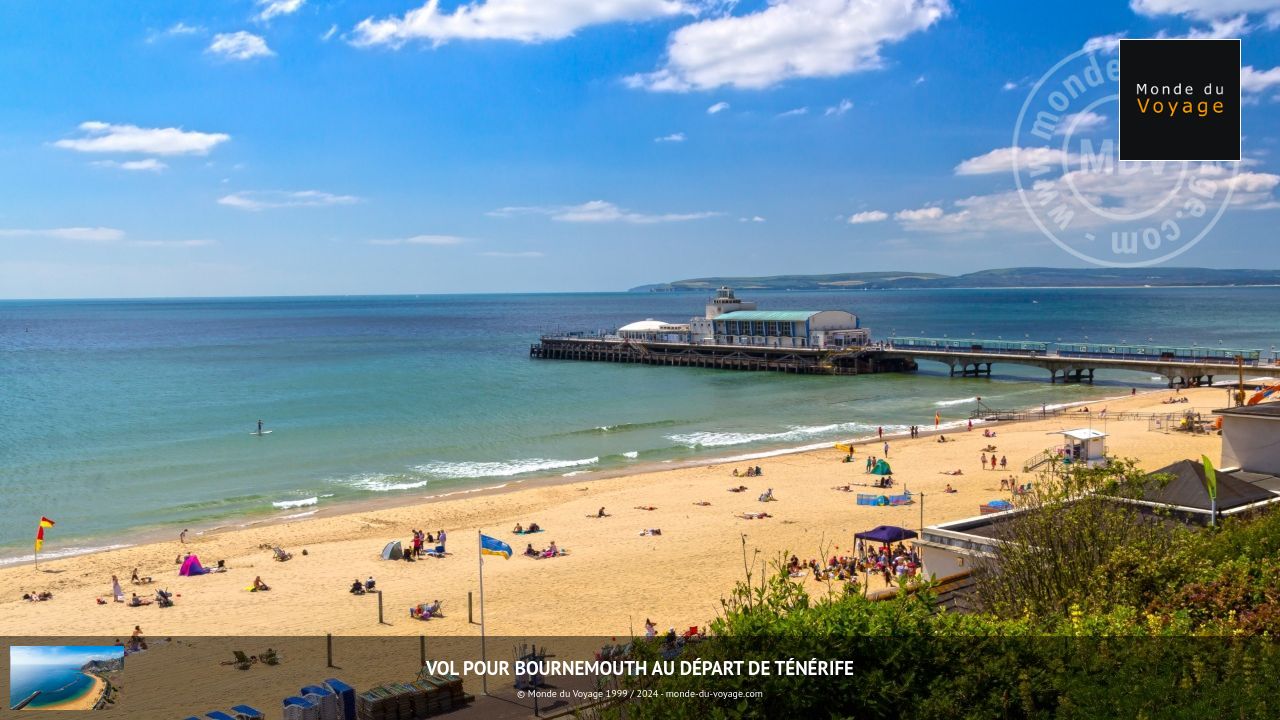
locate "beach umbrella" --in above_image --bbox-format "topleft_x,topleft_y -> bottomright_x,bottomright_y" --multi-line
870,459 -> 893,476
854,525 -> 918,543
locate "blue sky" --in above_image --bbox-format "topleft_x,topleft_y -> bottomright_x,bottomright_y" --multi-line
2,0 -> 1279,297
10,645 -> 123,668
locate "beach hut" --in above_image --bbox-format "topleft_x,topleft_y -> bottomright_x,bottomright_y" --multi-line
380,541 -> 403,561
179,555 -> 208,576
855,525 -> 918,545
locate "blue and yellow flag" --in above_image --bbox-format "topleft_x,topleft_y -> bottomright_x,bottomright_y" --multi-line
480,533 -> 512,559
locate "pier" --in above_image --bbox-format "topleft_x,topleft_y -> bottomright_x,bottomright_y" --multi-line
530,337 -> 916,375
531,336 -> 1274,386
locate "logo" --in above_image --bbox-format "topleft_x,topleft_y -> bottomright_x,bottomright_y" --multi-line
1013,47 -> 1240,267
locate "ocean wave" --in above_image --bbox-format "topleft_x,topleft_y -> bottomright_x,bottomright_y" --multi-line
345,474 -> 431,492
622,451 -> 639,459
669,421 -> 876,449
271,496 -> 318,509
934,396 -> 979,407
0,543 -> 134,567
413,457 -> 599,479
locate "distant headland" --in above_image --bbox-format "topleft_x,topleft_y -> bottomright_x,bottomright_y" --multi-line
629,267 -> 1280,292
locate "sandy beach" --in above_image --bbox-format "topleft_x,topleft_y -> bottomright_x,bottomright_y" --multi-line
30,672 -> 106,711
1,387 -> 1228,640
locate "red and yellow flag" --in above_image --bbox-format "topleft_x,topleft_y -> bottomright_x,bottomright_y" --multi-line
34,517 -> 54,553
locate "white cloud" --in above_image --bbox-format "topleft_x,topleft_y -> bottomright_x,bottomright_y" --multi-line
954,146 -> 1075,176
777,107 -> 809,117
0,227 -> 126,242
208,31 -> 275,60
322,24 -> 339,41
1131,0 -> 1280,21
1082,31 -> 1125,54
149,22 -> 204,42
490,200 -> 720,223
847,210 -> 888,224
894,206 -> 943,221
1001,80 -> 1018,91
218,190 -> 360,210
824,98 -> 854,116
738,215 -> 767,222
655,132 -> 686,142
1055,111 -> 1106,136
0,227 -> 211,248
1152,13 -> 1252,37
351,0 -> 693,46
92,158 -> 169,172
368,234 -> 466,246
706,101 -> 730,114
54,122 -> 230,156
257,0 -> 306,23
482,250 -> 544,257
626,0 -> 949,91
897,164 -> 1280,234
1242,65 -> 1280,93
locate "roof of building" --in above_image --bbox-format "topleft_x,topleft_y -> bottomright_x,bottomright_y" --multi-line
714,310 -> 822,322
618,319 -> 670,332
1140,459 -> 1278,511
1214,403 -> 1280,419
1057,428 -> 1107,440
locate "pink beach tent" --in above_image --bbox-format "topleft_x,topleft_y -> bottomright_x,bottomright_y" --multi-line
179,554 -> 209,576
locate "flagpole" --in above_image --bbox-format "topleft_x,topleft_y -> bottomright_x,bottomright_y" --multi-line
477,529 -> 487,695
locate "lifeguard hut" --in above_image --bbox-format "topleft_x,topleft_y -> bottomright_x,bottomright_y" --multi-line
1054,428 -> 1108,467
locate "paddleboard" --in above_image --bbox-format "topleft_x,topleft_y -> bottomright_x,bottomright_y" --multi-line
250,430 -> 273,436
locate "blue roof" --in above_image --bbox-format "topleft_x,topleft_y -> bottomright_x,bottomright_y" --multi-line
714,311 -> 819,322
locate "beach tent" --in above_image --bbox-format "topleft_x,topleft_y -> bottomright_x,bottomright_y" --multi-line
987,499 -> 1013,509
179,555 -> 208,576
381,540 -> 403,561
854,525 -> 918,544
870,459 -> 893,476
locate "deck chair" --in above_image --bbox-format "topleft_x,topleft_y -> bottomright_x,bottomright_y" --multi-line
231,706 -> 264,720
273,547 -> 293,562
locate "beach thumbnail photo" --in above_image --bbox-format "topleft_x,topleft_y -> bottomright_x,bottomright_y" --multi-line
9,646 -> 123,711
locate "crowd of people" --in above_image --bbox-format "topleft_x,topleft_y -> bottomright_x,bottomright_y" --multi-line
789,542 -> 923,588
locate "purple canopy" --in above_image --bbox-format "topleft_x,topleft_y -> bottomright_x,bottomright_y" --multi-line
854,525 -> 918,543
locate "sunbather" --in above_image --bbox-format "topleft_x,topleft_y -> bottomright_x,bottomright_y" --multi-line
524,543 -> 537,557
251,576 -> 270,592
728,485 -> 748,493
634,505 -> 656,511
131,568 -> 153,585
639,528 -> 662,536
513,523 -> 523,533
129,593 -> 152,607
940,469 -> 963,475
597,507 -> 608,518
944,484 -> 957,493
365,576 -> 376,591
349,579 -> 366,595
528,522 -> 540,532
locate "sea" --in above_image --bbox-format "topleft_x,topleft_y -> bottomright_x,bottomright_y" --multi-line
8,662 -> 96,710
2,287 -> 1276,562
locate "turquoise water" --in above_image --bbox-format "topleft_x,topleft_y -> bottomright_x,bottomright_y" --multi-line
2,287 -> 1276,560
9,664 -> 95,709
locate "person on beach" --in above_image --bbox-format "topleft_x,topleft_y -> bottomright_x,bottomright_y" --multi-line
525,543 -> 537,557
1000,456 -> 1008,470
365,576 -> 376,591
350,579 -> 365,594
883,441 -> 889,457
944,484 -> 956,493
598,507 -> 608,518
257,419 -> 263,434
179,529 -> 188,544
980,453 -> 987,470
252,576 -> 270,592
111,575 -> 125,603
437,529 -> 446,551
967,419 -> 973,431
877,426 -> 883,439
991,455 -> 998,470
645,619 -> 657,638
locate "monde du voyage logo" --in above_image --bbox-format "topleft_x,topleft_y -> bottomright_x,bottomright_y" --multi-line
1014,39 -> 1242,267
